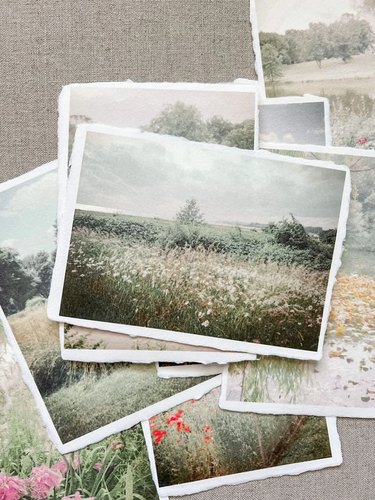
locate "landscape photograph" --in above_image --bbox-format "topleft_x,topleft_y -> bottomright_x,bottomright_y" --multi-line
144,387 -> 334,491
224,150 -> 375,413
57,130 -> 348,353
0,168 -> 211,447
256,0 -> 375,147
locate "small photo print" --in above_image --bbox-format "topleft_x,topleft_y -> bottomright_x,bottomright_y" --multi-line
49,126 -> 350,359
254,0 -> 375,149
259,99 -> 330,147
142,387 -> 341,496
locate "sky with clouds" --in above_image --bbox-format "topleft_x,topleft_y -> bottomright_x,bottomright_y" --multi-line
0,170 -> 57,258
76,131 -> 346,230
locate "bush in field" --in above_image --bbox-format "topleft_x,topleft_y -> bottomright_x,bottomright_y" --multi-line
150,390 -> 331,486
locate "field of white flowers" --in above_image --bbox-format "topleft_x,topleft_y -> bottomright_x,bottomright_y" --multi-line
60,212 -> 329,351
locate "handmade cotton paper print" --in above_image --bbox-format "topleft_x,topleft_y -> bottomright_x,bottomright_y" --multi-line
0,164 -> 223,453
0,322 -> 161,500
221,147 -> 375,417
141,387 -> 341,496
253,0 -> 375,148
259,97 -> 331,149
49,125 -> 350,359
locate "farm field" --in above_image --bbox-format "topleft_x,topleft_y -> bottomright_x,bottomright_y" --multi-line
60,209 -> 336,351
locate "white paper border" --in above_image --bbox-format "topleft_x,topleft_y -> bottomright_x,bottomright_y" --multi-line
141,409 -> 341,496
259,95 -> 332,150
48,125 -> 351,361
156,362 -> 224,379
220,145 -> 375,417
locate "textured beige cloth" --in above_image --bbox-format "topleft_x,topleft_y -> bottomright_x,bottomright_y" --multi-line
0,1 -> 373,499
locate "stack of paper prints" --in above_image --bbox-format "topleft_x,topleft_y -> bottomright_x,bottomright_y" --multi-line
1,1 -> 374,498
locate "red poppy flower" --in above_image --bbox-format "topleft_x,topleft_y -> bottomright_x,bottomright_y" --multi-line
203,425 -> 211,433
204,435 -> 213,443
183,425 -> 191,433
357,137 -> 368,145
152,429 -> 167,444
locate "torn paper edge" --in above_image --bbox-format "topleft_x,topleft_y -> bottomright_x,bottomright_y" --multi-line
156,362 -> 224,379
220,145 -> 375,418
141,409 -> 341,496
258,95 -> 332,150
48,124 -> 351,361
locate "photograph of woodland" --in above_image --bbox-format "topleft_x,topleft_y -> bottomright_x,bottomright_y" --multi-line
257,0 -> 375,147
225,151 -> 375,409
0,170 -> 210,445
146,388 -> 332,487
259,101 -> 327,145
0,324 -> 159,500
59,131 -> 347,352
67,85 -> 257,158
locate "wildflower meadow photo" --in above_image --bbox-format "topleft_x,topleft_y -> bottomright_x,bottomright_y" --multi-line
255,0 -> 375,148
49,126 -> 350,359
0,165 -> 219,453
221,148 -> 375,418
0,323 -> 160,500
142,387 -> 341,496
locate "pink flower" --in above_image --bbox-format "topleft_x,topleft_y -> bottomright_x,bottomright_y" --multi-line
93,463 -> 102,472
64,452 -> 80,471
62,493 -> 95,500
356,137 -> 369,145
110,441 -> 123,450
0,473 -> 27,500
52,460 -> 68,475
28,465 -> 62,500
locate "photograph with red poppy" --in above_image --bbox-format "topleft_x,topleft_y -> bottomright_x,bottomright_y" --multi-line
142,388 -> 341,495
50,126 -> 350,358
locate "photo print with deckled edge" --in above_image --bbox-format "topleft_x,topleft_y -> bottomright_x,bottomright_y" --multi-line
0,163 -> 227,453
251,0 -> 375,150
141,385 -> 342,497
0,321 -> 166,500
57,81 -> 260,362
48,124 -> 351,360
258,95 -> 332,150
219,146 -> 375,418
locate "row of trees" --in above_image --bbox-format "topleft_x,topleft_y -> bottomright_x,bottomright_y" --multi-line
261,14 -> 374,84
0,248 -> 53,316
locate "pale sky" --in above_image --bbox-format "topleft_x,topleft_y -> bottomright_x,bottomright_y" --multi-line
76,131 -> 346,230
257,0 -> 359,34
0,171 -> 57,258
70,87 -> 256,131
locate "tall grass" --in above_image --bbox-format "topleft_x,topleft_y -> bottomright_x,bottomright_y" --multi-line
61,224 -> 327,351
150,389 -> 331,486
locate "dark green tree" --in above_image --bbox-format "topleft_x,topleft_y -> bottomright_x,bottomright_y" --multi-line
261,43 -> 284,92
23,251 -> 54,298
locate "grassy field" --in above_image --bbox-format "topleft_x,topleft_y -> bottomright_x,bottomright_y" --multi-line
149,388 -> 331,486
60,211 -> 331,351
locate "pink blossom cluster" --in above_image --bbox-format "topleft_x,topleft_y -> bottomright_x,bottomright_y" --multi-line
0,457 -> 95,500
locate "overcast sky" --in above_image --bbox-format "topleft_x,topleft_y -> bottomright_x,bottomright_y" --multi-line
76,131 -> 346,229
259,102 -> 326,145
0,171 -> 57,258
257,0 -> 359,34
70,87 -> 256,130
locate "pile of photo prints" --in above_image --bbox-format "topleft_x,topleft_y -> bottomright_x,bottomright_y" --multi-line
1,1 -> 375,498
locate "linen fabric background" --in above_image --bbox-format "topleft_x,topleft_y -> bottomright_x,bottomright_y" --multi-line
0,1 -> 372,498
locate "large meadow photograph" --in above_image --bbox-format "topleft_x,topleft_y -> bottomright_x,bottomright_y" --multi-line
223,149 -> 375,416
256,0 -> 375,147
143,387 -> 338,495
55,129 -> 349,355
0,167 -> 213,449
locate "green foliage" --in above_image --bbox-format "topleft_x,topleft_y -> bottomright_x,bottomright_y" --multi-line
175,198 -> 205,225
151,391 -> 331,486
143,101 -> 255,149
260,14 -> 374,69
23,251 -> 54,298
